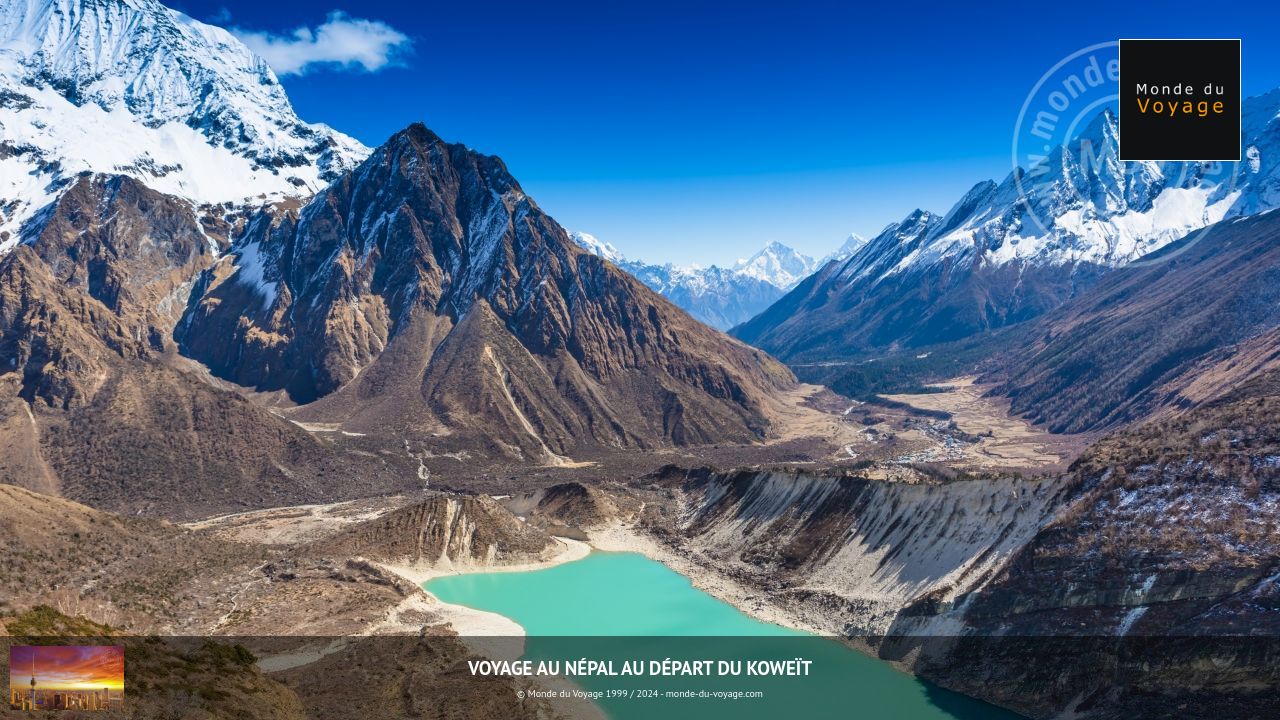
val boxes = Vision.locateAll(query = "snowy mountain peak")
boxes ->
[570,233,811,329]
[826,91,1280,285]
[733,241,817,290]
[0,0,369,250]
[819,232,868,267]
[570,229,913,329]
[569,231,625,265]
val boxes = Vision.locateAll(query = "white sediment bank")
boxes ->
[380,537,591,638]
[380,537,603,720]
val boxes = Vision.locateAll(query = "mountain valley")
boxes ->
[2,2,1280,719]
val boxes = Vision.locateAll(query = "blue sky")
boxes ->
[176,0,1280,266]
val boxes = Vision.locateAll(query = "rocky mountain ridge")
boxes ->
[173,123,793,462]
[989,208,1280,433]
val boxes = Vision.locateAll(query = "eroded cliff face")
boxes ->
[663,467,1071,634]
[883,375,1280,719]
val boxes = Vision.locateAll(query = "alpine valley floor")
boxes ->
[3,2,1280,716]
[11,372,1273,719]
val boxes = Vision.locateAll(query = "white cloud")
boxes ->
[233,12,412,76]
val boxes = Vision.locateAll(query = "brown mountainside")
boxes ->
[991,211,1280,433]
[178,123,793,460]
[0,176,413,518]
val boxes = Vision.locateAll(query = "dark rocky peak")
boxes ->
[177,121,792,453]
[830,207,940,284]
[933,180,998,238]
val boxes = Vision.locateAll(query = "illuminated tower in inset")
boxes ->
[29,653,37,710]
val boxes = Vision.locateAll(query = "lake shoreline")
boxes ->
[586,524,830,636]
[379,524,825,639]
[419,534,1018,720]
[380,536,591,637]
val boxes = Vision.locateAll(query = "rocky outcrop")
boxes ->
[504,481,628,532]
[178,123,794,459]
[309,494,560,569]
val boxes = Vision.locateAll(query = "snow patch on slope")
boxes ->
[231,239,279,311]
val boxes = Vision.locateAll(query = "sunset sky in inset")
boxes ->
[9,646,124,692]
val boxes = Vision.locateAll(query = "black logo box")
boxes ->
[1119,39,1241,162]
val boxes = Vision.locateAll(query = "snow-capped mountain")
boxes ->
[732,240,818,290]
[571,234,818,329]
[635,264,786,331]
[818,233,867,267]
[736,93,1280,361]
[838,94,1280,282]
[569,231,625,264]
[0,0,368,250]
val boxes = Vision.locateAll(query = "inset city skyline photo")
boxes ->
[8,646,124,712]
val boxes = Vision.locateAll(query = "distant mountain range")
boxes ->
[735,96,1280,361]
[571,232,864,329]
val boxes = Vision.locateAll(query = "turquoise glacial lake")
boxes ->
[425,551,1020,719]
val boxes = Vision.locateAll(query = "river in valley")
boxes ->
[425,550,1019,719]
